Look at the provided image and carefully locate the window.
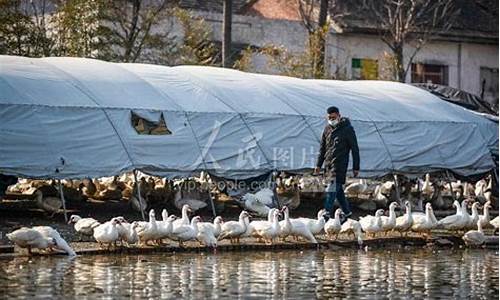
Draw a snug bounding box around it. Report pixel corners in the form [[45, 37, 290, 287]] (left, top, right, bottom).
[[411, 63, 449, 85], [131, 112, 172, 135], [352, 58, 378, 80]]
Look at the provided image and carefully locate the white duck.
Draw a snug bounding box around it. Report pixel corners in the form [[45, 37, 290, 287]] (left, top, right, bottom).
[[219, 211, 250, 244], [172, 204, 193, 230], [394, 201, 413, 236], [479, 201, 492, 228], [340, 219, 364, 246], [295, 208, 327, 236], [32, 226, 76, 256], [380, 202, 399, 235], [135, 209, 159, 246], [344, 179, 368, 197], [197, 216, 224, 248], [437, 200, 468, 233], [68, 214, 101, 236], [462, 220, 486, 246], [7, 227, 56, 255], [171, 216, 201, 247], [253, 209, 281, 245], [359, 209, 384, 238], [411, 203, 437, 237], [279, 206, 293, 242], [93, 218, 121, 248], [324, 208, 343, 239]]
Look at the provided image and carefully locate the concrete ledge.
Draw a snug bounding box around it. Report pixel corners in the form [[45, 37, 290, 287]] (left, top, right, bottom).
[[1, 235, 497, 259]]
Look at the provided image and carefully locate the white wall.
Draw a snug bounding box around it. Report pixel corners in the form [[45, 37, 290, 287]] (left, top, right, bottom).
[[192, 11, 498, 100]]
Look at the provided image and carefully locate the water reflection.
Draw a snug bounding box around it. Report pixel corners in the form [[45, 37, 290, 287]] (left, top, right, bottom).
[[0, 248, 498, 299]]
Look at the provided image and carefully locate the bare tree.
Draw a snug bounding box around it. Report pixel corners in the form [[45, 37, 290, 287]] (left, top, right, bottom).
[[98, 0, 177, 63], [222, 0, 232, 68], [297, 0, 333, 78], [0, 0, 55, 57], [363, 0, 459, 82]]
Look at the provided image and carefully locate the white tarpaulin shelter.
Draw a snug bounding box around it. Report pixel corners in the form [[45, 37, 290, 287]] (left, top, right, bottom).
[[0, 56, 498, 180]]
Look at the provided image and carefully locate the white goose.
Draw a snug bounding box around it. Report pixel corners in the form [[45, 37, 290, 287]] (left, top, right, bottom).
[[68, 214, 101, 236], [219, 211, 250, 244], [93, 218, 121, 248], [344, 179, 368, 197], [246, 208, 277, 238], [421, 174, 434, 198], [340, 219, 364, 246], [467, 202, 480, 230], [121, 221, 140, 245], [394, 201, 413, 236], [295, 208, 327, 236], [380, 202, 399, 235], [7, 227, 56, 255], [359, 209, 385, 238], [490, 216, 499, 233], [437, 200, 468, 233], [462, 220, 486, 246], [278, 206, 293, 241], [157, 215, 178, 243], [241, 188, 274, 217], [411, 203, 437, 237], [199, 216, 223, 238], [171, 216, 201, 247], [197, 216, 224, 248], [459, 200, 472, 229], [479, 201, 492, 228], [35, 190, 62, 216], [324, 208, 343, 239], [136, 209, 159, 246], [172, 204, 193, 230], [289, 219, 318, 243], [253, 209, 281, 245], [32, 226, 76, 256]]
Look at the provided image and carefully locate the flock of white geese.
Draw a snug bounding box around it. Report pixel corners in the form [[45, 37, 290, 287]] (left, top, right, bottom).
[[7, 198, 499, 256]]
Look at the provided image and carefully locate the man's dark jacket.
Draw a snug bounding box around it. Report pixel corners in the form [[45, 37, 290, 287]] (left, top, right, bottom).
[[316, 117, 360, 183]]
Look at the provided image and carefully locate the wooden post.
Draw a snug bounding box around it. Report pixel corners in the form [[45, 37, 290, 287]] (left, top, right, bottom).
[[416, 177, 423, 211], [445, 170, 455, 201], [133, 170, 146, 221], [58, 180, 68, 223], [205, 171, 217, 218], [271, 171, 281, 210]]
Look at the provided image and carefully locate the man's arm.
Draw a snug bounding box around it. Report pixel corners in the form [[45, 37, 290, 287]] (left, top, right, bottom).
[[316, 128, 327, 170], [347, 127, 360, 172]]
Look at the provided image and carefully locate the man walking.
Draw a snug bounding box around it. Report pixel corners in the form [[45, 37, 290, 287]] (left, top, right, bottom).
[[314, 106, 360, 220]]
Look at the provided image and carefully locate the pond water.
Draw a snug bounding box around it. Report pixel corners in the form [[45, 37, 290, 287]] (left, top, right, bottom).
[[0, 248, 498, 299]]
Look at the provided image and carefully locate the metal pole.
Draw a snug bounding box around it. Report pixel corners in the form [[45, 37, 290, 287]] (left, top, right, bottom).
[[133, 170, 146, 221], [393, 174, 402, 207], [58, 180, 68, 223]]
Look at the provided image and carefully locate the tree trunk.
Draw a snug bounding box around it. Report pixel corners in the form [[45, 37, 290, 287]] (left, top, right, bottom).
[[314, 0, 329, 78], [394, 44, 406, 82], [222, 0, 232, 68]]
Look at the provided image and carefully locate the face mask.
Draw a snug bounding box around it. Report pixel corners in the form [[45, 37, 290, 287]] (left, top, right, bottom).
[[328, 119, 338, 126]]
